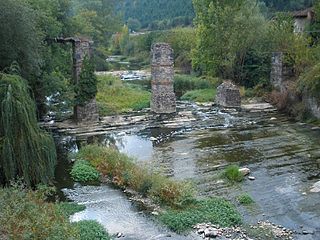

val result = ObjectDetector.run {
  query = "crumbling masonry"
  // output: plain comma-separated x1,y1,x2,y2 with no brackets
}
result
150,43,176,113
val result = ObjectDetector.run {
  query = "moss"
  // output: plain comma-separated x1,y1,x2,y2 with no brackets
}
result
237,193,254,205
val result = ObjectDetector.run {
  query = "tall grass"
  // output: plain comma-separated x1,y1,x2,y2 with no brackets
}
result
96,75,150,116
75,145,195,208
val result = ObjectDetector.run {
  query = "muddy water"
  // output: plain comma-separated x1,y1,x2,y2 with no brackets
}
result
57,102,320,239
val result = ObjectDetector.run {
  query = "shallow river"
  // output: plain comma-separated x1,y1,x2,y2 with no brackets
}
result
56,102,320,239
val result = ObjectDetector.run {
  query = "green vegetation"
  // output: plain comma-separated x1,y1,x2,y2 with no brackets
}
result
73,220,111,240
237,193,255,205
75,144,195,208
75,56,98,106
181,89,216,102
159,198,242,233
96,75,151,115
0,73,56,186
58,202,86,218
0,185,78,239
222,165,244,183
121,0,194,30
0,184,110,239
71,160,100,183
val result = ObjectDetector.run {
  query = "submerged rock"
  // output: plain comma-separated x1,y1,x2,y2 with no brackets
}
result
239,167,251,176
310,181,320,193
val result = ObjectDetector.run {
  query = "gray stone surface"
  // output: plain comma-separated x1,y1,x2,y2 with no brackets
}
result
215,81,241,107
150,43,176,114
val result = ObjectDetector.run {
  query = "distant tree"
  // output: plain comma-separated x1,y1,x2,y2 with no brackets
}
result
127,18,141,32
192,0,267,79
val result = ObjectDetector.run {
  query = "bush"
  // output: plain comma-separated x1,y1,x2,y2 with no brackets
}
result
75,145,196,208
0,185,78,239
159,198,242,233
174,74,213,95
57,202,86,218
70,160,100,183
222,165,244,183
73,220,111,240
237,193,254,205
181,89,216,102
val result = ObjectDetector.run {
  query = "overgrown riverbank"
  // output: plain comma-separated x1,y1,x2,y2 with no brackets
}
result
0,184,110,239
71,144,242,233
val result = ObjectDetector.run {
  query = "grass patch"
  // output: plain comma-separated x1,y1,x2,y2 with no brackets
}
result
159,198,242,233
96,74,151,116
75,144,195,208
58,202,86,218
181,89,216,102
174,74,213,93
237,193,254,205
73,220,111,240
222,165,244,183
70,160,100,183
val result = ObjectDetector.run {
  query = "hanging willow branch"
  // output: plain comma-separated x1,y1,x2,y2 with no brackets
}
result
0,73,56,186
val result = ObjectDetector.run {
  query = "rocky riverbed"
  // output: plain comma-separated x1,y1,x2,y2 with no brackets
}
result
53,101,320,240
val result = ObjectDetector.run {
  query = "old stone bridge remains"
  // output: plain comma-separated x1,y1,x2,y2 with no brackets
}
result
48,37,99,123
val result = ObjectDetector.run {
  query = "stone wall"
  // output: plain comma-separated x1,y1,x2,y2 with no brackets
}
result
150,43,176,114
215,81,241,107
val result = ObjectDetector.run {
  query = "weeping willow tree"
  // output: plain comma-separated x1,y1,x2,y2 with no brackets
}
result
0,73,56,186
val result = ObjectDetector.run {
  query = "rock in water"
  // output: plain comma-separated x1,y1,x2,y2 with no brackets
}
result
310,181,320,193
239,167,251,176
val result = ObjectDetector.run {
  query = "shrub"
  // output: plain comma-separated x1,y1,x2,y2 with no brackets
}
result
174,74,213,95
76,145,196,208
159,198,242,233
237,193,254,205
222,165,244,183
73,220,111,240
181,89,216,102
70,160,100,183
0,185,78,239
57,202,86,218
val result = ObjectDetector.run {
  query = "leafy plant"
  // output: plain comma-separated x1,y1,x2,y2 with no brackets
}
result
0,185,78,239
222,165,244,183
73,220,111,240
70,160,100,183
58,202,86,218
159,198,242,233
75,145,196,208
237,193,254,205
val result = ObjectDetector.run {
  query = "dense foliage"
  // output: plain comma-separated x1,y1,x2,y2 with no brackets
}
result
159,198,242,233
75,56,98,106
0,73,56,186
71,160,100,183
122,0,195,30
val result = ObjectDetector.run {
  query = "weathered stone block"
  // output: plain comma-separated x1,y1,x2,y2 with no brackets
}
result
151,43,176,114
216,81,241,107
74,98,99,123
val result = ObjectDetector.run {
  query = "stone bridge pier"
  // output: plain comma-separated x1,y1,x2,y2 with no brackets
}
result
151,43,176,114
49,37,99,123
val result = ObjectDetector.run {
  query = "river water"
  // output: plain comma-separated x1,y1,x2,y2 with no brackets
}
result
56,102,320,239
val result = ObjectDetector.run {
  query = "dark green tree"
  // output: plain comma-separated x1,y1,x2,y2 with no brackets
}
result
75,56,98,106
0,72,57,187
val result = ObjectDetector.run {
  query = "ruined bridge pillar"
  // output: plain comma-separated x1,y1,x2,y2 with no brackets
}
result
72,39,99,123
151,43,176,114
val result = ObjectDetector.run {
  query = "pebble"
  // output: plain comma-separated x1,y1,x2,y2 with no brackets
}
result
248,176,256,180
116,232,123,238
